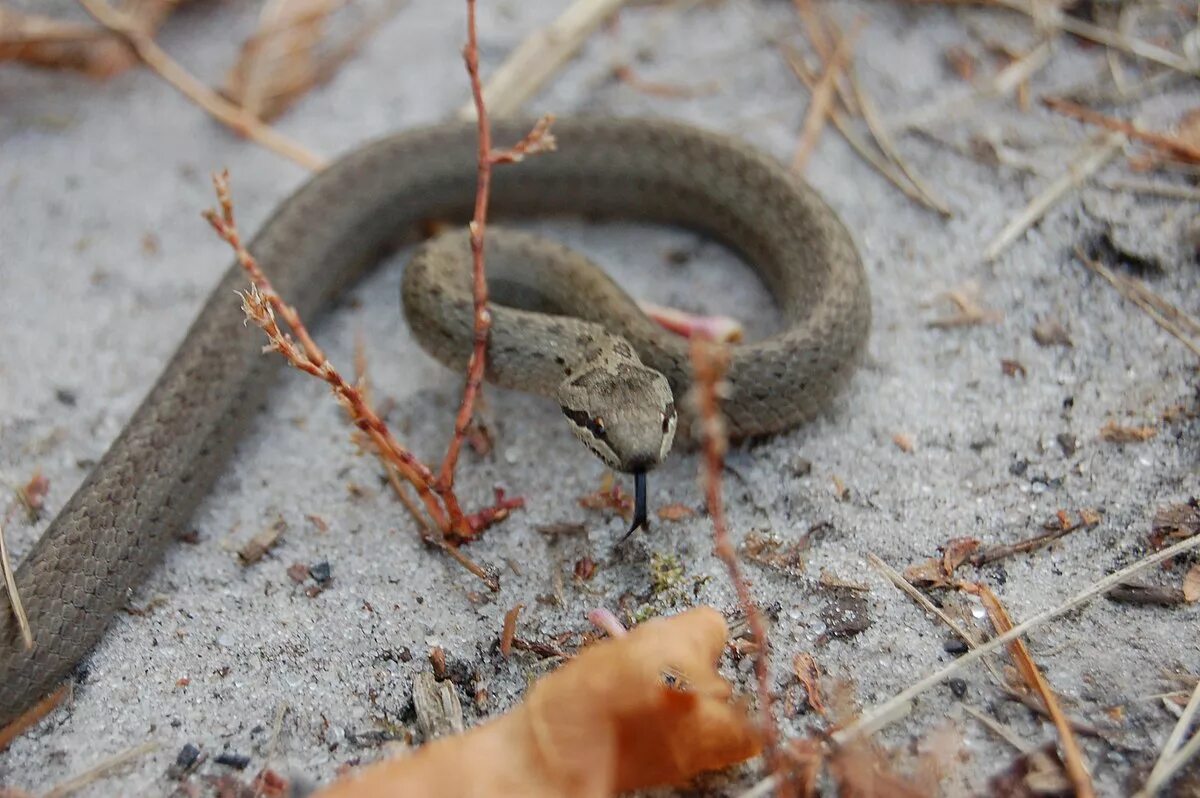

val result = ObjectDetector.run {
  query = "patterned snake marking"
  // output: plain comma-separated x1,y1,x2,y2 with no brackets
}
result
0,118,869,727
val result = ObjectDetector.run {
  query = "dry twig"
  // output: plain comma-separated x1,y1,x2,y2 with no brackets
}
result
78,0,326,170
967,583,1095,797
791,21,860,172
983,132,1124,261
1075,246,1200,360
1044,98,1200,164
691,337,783,794
0,520,30,650
1136,680,1200,797
0,684,70,752
454,0,632,121
741,531,1200,797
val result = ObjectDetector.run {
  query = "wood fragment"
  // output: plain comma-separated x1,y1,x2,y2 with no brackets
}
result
1099,420,1157,443
238,519,287,565
500,603,523,658
411,671,464,741
792,653,826,716
0,520,31,650
1099,178,1200,203
983,132,1124,261
776,40,948,212
455,0,632,121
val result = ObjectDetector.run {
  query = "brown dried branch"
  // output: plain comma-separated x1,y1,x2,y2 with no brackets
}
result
970,509,1101,566
791,23,858,172
0,5,134,76
0,684,69,753
225,0,407,123
0,520,30,650
436,0,555,529
78,0,326,171
966,583,1095,798
1075,246,1200,360
453,0,631,121
1044,97,1200,165
202,173,513,589
691,337,784,795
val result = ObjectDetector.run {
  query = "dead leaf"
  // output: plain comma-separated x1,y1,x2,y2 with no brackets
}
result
742,531,808,576
18,470,49,517
1184,564,1200,603
892,433,915,453
314,608,762,797
792,653,826,716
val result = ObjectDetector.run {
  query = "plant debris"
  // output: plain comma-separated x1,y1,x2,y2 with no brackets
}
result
1099,420,1157,443
238,518,287,565
315,608,762,797
742,530,809,576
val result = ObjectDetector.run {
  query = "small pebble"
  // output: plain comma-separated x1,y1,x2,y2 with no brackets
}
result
947,678,968,699
309,561,332,585
943,639,969,655
215,752,252,770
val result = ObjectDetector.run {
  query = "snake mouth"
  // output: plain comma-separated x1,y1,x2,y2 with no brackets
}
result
621,470,649,542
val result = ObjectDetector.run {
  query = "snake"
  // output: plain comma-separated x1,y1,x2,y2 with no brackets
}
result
0,117,869,729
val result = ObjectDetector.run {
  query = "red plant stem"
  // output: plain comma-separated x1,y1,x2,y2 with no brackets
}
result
435,0,494,533
691,338,785,796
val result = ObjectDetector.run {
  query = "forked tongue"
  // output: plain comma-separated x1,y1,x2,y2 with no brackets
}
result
621,471,649,542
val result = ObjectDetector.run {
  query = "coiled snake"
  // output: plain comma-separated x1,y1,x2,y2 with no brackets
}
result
0,118,869,728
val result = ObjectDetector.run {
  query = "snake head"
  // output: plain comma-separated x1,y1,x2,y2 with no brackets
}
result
556,359,677,474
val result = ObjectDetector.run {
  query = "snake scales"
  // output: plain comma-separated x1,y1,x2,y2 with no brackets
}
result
0,117,869,728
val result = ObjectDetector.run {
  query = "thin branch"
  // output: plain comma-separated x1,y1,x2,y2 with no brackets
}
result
791,22,858,172
1136,679,1200,797
983,132,1124,261
0,520,30,650
454,0,632,121
835,533,1200,745
740,531,1200,798
1075,246,1200,360
1044,97,1200,164
961,704,1034,753
691,338,784,795
851,68,952,217
78,0,326,171
968,583,1095,798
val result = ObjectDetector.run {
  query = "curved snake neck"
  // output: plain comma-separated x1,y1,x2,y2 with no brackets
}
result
0,118,870,728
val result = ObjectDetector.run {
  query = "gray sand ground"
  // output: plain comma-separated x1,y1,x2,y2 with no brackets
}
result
1,0,1198,795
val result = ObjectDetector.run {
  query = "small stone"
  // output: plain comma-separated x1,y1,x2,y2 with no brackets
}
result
1056,433,1078,457
54,388,77,406
168,743,202,779
309,561,332,585
947,678,968,698
215,752,251,770
943,639,969,655
1032,319,1072,348
790,456,813,478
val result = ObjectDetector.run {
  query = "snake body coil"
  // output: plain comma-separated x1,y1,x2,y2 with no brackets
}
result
0,118,869,727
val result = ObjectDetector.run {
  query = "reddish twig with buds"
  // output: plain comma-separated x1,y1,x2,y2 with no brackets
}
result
691,336,786,796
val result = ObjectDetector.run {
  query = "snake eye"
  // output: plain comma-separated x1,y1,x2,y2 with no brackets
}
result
589,416,606,438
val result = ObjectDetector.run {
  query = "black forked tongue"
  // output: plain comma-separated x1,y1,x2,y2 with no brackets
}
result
620,471,649,542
